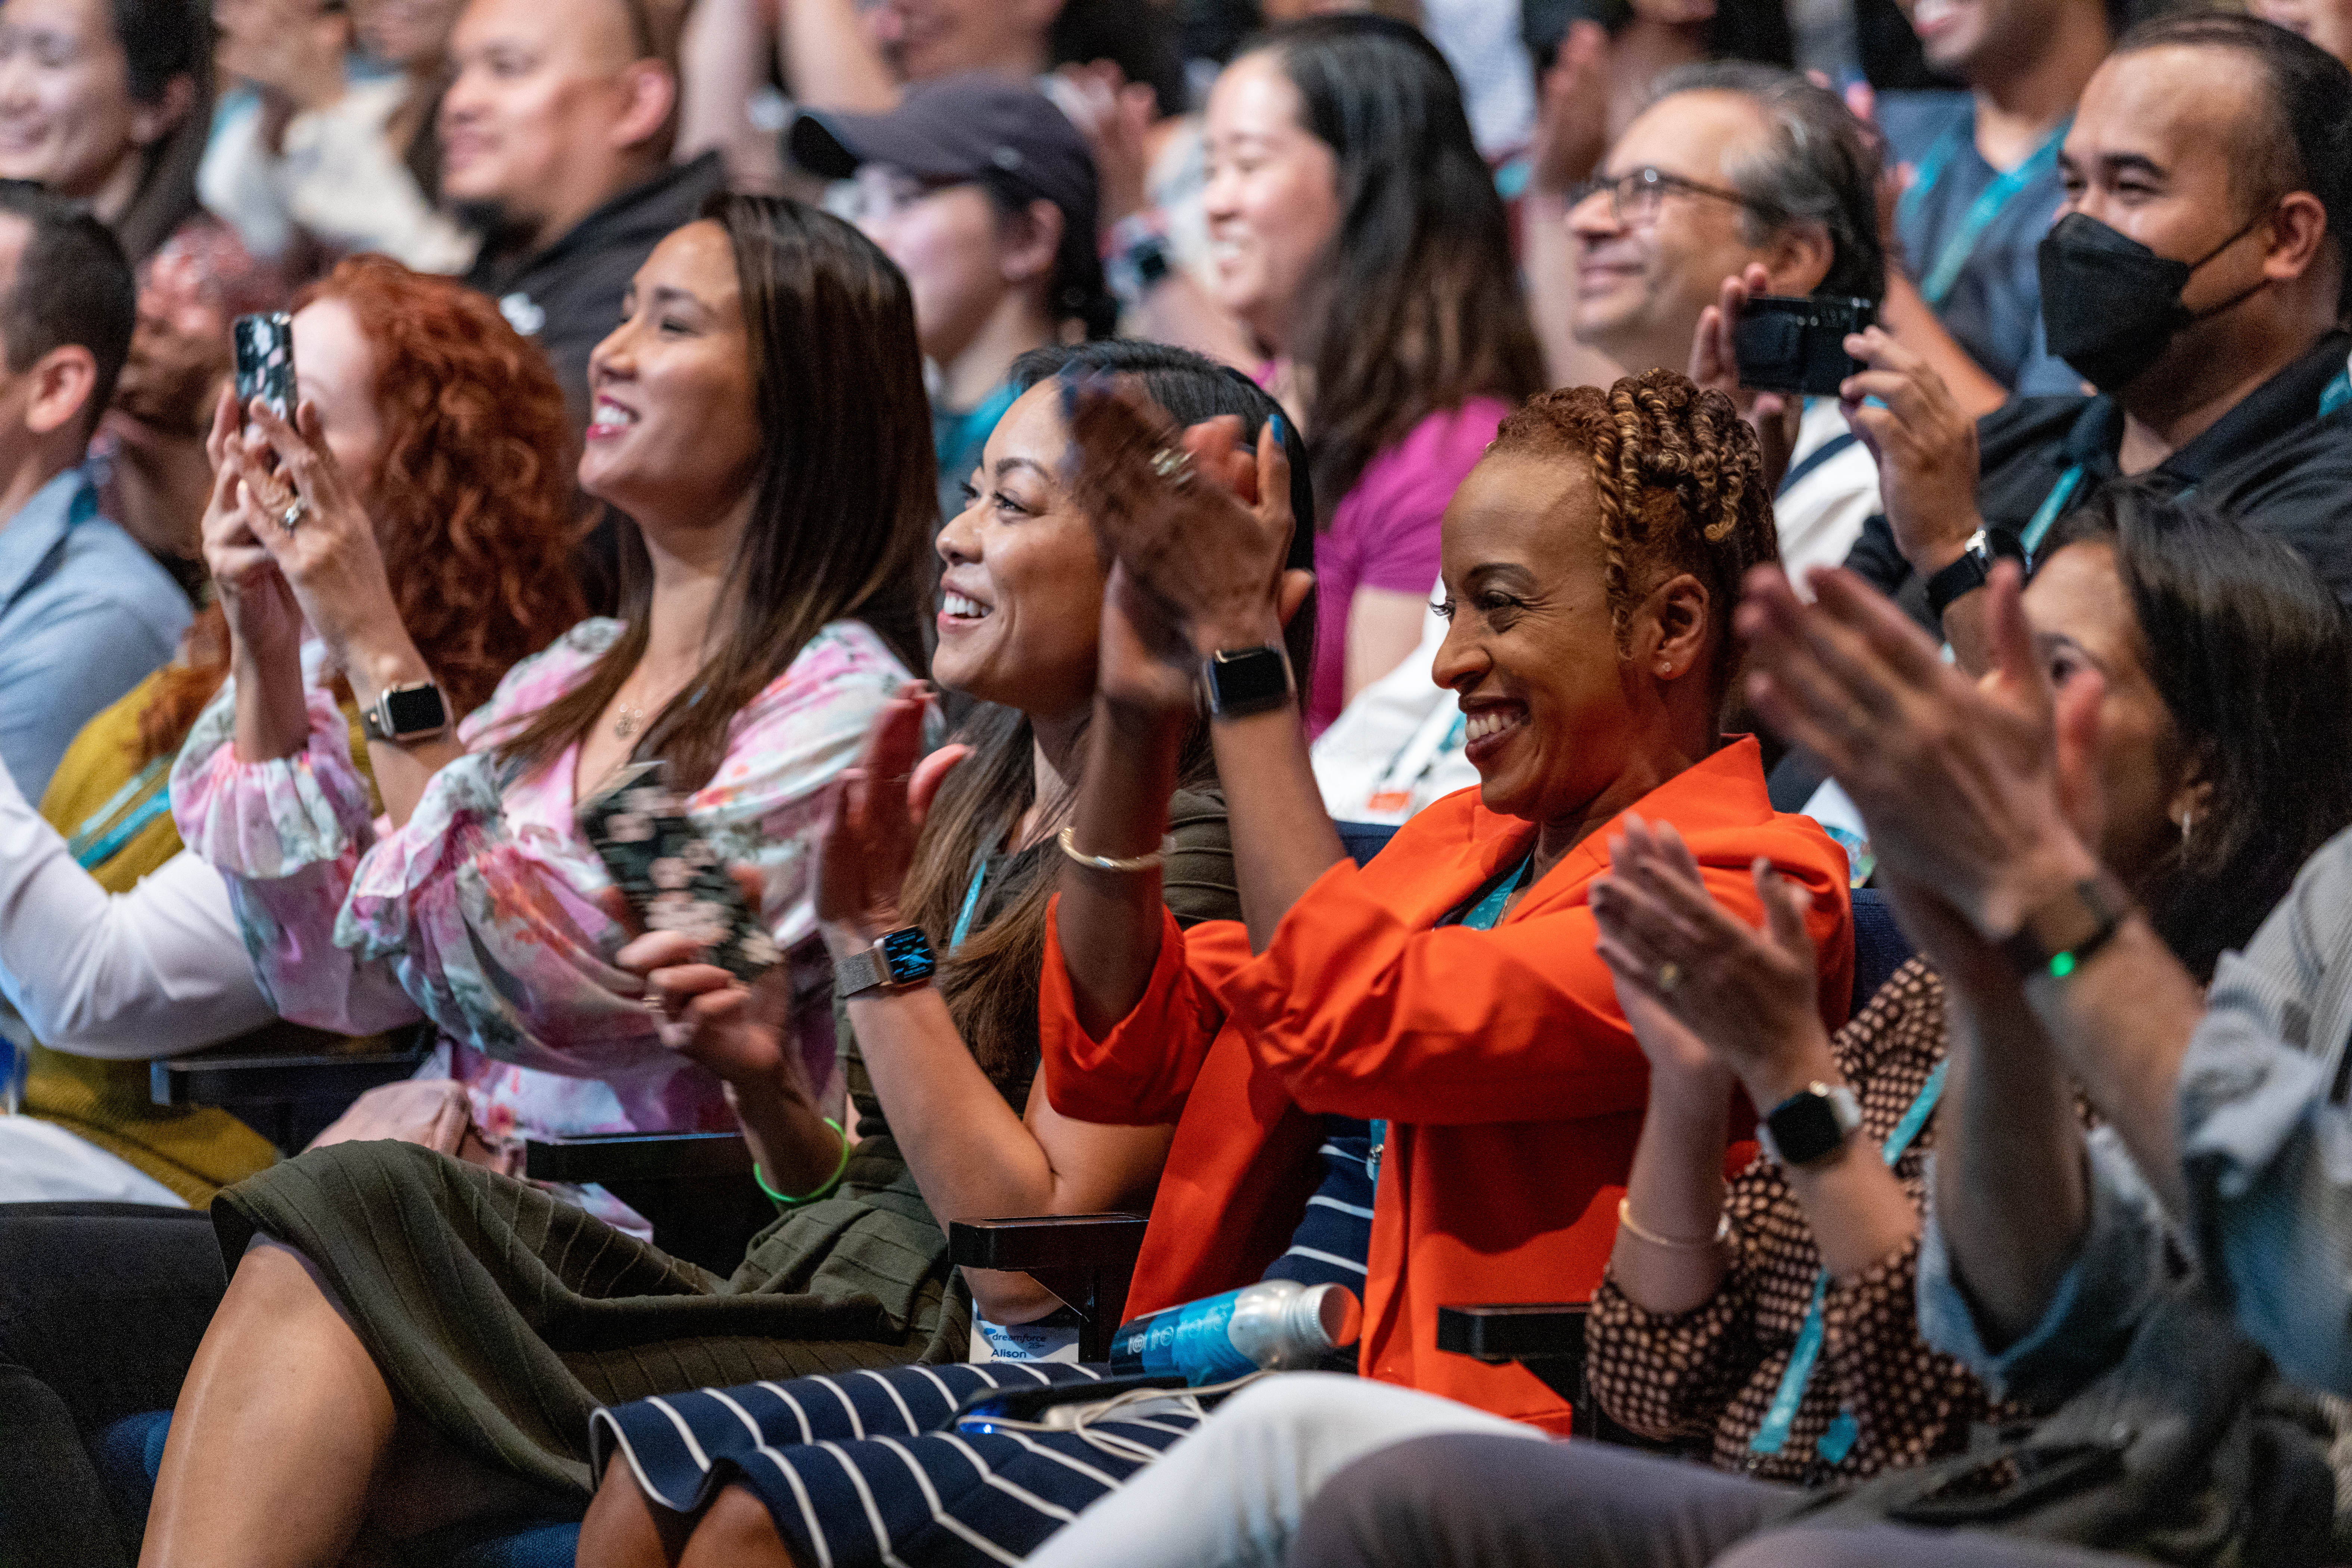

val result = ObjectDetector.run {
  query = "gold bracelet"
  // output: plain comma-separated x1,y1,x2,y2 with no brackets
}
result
1617,1196,1731,1250
1057,825,1176,874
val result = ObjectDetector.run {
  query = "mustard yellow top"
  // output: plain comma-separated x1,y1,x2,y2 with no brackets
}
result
20,671,378,1204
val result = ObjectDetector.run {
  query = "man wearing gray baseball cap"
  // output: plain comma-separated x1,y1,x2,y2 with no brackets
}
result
794,75,1112,528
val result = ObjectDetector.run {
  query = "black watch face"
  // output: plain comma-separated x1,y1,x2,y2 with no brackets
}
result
1767,1094,1847,1166
1208,648,1289,711
382,684,449,736
878,927,937,986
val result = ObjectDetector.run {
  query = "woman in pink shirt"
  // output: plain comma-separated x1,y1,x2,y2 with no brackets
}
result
1125,17,1545,731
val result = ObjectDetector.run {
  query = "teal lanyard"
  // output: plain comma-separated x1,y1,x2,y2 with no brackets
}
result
1368,852,1535,1187
2019,465,2086,560
938,382,1021,484
1748,1058,1948,1465
2022,365,2352,563
64,754,172,870
1898,120,2068,308
948,831,1004,949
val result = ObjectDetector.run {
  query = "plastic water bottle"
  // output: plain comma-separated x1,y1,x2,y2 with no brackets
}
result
1108,1280,1363,1386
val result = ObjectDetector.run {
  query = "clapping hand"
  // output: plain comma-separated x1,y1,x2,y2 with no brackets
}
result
1740,561,2106,942
1061,374,1310,695
1590,815,1835,1110
811,685,970,949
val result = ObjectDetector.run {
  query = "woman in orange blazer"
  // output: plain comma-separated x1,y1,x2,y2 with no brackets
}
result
1046,368,1855,1432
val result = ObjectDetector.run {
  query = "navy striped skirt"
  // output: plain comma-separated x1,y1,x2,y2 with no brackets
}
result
589,1361,1205,1567
588,1116,1377,1565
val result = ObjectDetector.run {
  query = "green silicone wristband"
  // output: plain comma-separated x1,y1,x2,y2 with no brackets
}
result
754,1117,848,1207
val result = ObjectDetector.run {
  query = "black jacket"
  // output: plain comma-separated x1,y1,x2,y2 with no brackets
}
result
1848,330,2352,622
464,151,729,433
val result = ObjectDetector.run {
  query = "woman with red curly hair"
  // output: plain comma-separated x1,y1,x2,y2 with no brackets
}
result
0,254,582,1209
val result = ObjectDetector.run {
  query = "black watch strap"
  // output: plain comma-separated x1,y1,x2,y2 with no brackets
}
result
1924,529,2025,620
1923,546,1990,620
2000,870,2132,981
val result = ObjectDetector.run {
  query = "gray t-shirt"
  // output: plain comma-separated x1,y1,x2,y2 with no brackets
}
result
1880,92,2083,398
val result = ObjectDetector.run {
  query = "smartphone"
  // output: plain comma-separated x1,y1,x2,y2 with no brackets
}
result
578,762,780,984
948,1372,1189,1435
232,312,296,420
1732,295,1875,398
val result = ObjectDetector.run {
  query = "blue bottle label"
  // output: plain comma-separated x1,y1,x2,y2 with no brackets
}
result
1110,1289,1263,1385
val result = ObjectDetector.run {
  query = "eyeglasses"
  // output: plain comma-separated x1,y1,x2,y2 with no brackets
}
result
1565,166,1777,227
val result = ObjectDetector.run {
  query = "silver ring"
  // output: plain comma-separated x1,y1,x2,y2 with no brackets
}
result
1655,961,1683,995
1149,447,1195,488
279,496,308,533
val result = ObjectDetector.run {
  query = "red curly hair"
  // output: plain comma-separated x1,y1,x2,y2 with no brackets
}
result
137,256,585,763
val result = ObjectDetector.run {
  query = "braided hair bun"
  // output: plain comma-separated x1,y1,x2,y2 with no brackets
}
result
1488,369,1778,700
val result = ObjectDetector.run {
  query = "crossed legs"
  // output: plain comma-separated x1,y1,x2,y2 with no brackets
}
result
140,1236,566,1567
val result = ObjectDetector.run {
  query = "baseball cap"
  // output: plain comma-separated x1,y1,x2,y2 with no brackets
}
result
791,74,1104,314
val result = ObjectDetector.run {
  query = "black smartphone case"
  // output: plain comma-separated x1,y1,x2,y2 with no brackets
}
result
578,762,780,983
1733,295,1875,398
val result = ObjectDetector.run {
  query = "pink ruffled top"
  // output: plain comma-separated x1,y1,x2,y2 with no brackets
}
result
171,617,911,1157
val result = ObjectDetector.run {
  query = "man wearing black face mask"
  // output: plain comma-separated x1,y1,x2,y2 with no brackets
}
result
1829,12,2352,675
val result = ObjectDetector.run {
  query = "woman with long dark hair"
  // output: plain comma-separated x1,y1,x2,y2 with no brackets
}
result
0,254,581,1208
171,194,930,1229
134,340,1311,1564
1131,14,1545,734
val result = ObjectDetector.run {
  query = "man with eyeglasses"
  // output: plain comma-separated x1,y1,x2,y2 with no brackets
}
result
1562,62,1889,579
1309,64,1889,833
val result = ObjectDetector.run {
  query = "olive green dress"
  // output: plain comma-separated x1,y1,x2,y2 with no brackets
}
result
208,787,1236,1499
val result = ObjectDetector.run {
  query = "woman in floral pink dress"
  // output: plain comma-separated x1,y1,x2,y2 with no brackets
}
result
171,195,933,1228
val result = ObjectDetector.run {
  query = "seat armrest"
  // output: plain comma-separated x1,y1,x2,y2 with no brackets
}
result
521,1131,753,1185
149,1039,431,1110
1436,1302,1590,1364
946,1213,1150,1272
948,1214,1151,1363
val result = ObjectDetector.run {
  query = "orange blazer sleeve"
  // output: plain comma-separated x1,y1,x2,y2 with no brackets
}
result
1216,826,1852,1127
1035,898,1253,1126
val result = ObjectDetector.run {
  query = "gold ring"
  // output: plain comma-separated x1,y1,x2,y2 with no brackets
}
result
1656,961,1682,994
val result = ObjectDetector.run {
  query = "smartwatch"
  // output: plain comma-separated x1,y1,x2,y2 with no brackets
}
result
362,681,451,744
1758,1080,1863,1169
2000,869,2132,982
1200,647,1292,720
834,925,938,999
1923,528,2024,620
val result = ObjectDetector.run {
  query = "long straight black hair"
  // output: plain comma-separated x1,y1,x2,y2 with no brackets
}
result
901,339,1317,1082
498,194,933,793
1244,16,1544,528
2043,486,2352,983
106,0,210,263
